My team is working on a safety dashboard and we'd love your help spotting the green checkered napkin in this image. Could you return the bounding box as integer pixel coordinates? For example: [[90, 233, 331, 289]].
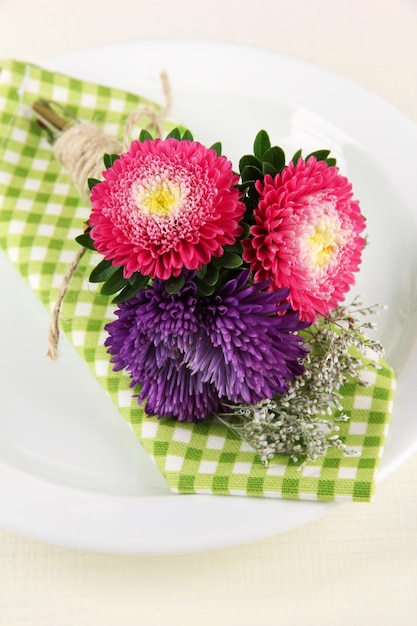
[[0, 59, 396, 502]]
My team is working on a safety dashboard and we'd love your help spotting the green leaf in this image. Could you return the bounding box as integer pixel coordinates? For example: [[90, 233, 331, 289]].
[[241, 164, 263, 183], [240, 222, 251, 238], [100, 266, 129, 295], [75, 231, 95, 251], [253, 130, 271, 160], [209, 141, 222, 156], [291, 148, 302, 166], [196, 265, 208, 280], [262, 161, 277, 176], [181, 129, 194, 141], [139, 129, 153, 142], [88, 177, 101, 190], [164, 273, 186, 294], [225, 240, 243, 255], [262, 146, 286, 172], [103, 153, 120, 169], [306, 149, 331, 162], [326, 157, 337, 167], [112, 273, 149, 304], [165, 127, 182, 141], [89, 259, 118, 283], [239, 154, 262, 173], [214, 251, 243, 269], [196, 280, 216, 297], [201, 263, 219, 287]]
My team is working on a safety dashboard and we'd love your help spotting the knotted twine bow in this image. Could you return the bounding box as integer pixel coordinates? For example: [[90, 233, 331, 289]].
[[32, 71, 172, 360]]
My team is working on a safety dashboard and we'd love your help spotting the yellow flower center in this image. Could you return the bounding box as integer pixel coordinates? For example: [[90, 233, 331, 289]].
[[308, 225, 337, 267], [136, 179, 183, 218], [302, 210, 346, 275]]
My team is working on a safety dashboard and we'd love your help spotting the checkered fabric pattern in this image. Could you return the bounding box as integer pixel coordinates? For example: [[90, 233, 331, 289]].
[[0, 59, 396, 502]]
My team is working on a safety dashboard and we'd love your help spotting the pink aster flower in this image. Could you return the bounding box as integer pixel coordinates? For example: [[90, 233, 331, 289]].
[[242, 157, 366, 322], [89, 138, 245, 280]]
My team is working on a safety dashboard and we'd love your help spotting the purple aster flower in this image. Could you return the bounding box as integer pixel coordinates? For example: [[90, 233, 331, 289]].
[[104, 271, 309, 422], [191, 270, 309, 404]]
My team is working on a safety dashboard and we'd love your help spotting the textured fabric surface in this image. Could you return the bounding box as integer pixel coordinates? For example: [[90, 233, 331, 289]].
[[0, 59, 396, 502]]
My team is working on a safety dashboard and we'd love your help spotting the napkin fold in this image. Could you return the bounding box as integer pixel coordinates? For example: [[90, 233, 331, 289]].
[[0, 59, 396, 502]]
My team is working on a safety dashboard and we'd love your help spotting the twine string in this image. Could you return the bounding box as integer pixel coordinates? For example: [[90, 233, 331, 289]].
[[53, 124, 123, 203], [46, 246, 87, 360], [122, 70, 171, 151], [46, 72, 172, 359]]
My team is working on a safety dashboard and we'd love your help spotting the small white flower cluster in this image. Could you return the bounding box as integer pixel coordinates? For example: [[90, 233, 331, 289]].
[[216, 300, 384, 465]]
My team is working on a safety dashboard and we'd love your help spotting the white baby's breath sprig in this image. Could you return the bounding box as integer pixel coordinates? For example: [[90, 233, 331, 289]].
[[215, 299, 384, 465]]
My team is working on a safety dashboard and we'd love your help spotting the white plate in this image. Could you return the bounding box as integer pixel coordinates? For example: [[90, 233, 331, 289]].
[[1, 40, 417, 554]]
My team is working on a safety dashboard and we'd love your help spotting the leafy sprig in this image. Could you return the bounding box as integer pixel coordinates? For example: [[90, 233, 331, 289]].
[[238, 129, 337, 217]]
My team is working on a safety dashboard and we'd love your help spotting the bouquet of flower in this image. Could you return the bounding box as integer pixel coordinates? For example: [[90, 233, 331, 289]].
[[73, 125, 383, 464], [0, 60, 397, 502]]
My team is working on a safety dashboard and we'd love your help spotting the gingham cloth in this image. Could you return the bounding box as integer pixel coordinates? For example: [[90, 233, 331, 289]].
[[0, 59, 396, 502]]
